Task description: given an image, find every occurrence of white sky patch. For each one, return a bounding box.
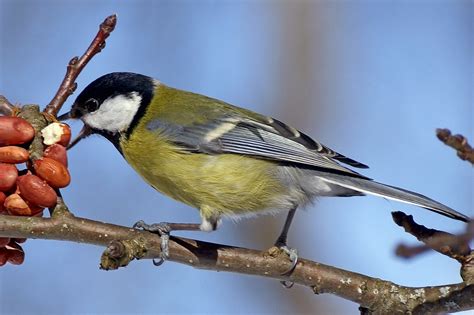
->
[82,92,142,133]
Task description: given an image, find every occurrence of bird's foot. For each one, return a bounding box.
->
[278,245,298,275]
[266,242,298,289]
[133,220,171,266]
[278,244,298,289]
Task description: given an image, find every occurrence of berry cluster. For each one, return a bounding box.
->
[0,115,71,266]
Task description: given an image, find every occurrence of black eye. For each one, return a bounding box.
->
[85,98,100,112]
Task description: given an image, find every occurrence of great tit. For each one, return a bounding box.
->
[58,72,468,266]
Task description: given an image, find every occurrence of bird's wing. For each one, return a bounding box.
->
[146,113,368,177]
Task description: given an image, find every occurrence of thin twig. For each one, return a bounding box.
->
[43,14,117,116]
[392,211,473,262]
[395,226,474,262]
[437,129,474,165]
[0,95,15,116]
[0,212,472,314]
[392,211,474,286]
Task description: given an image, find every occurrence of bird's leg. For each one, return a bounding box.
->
[133,210,221,266]
[133,221,202,266]
[274,207,298,288]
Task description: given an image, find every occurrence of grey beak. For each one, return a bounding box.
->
[57,111,72,121]
[67,125,92,150]
[57,110,91,150]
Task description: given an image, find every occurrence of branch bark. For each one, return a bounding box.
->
[0,211,472,314]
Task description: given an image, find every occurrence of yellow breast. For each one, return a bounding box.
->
[120,127,287,217]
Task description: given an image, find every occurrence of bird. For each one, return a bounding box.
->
[58,72,469,271]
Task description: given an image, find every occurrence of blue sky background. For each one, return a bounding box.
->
[1,1,472,314]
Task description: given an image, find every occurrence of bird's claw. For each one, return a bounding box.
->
[279,245,298,274]
[133,220,171,234]
[276,245,298,289]
[133,220,171,266]
[152,258,165,266]
[132,220,146,230]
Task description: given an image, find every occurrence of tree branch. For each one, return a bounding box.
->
[392,131,474,288]
[0,95,15,116]
[437,128,474,165]
[0,210,472,314]
[43,14,117,116]
[393,211,473,262]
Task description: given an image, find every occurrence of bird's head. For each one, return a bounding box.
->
[59,72,156,148]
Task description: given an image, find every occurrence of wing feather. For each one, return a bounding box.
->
[147,114,368,177]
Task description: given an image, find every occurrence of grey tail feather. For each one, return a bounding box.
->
[316,172,469,222]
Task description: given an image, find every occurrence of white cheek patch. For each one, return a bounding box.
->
[82,92,142,132]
